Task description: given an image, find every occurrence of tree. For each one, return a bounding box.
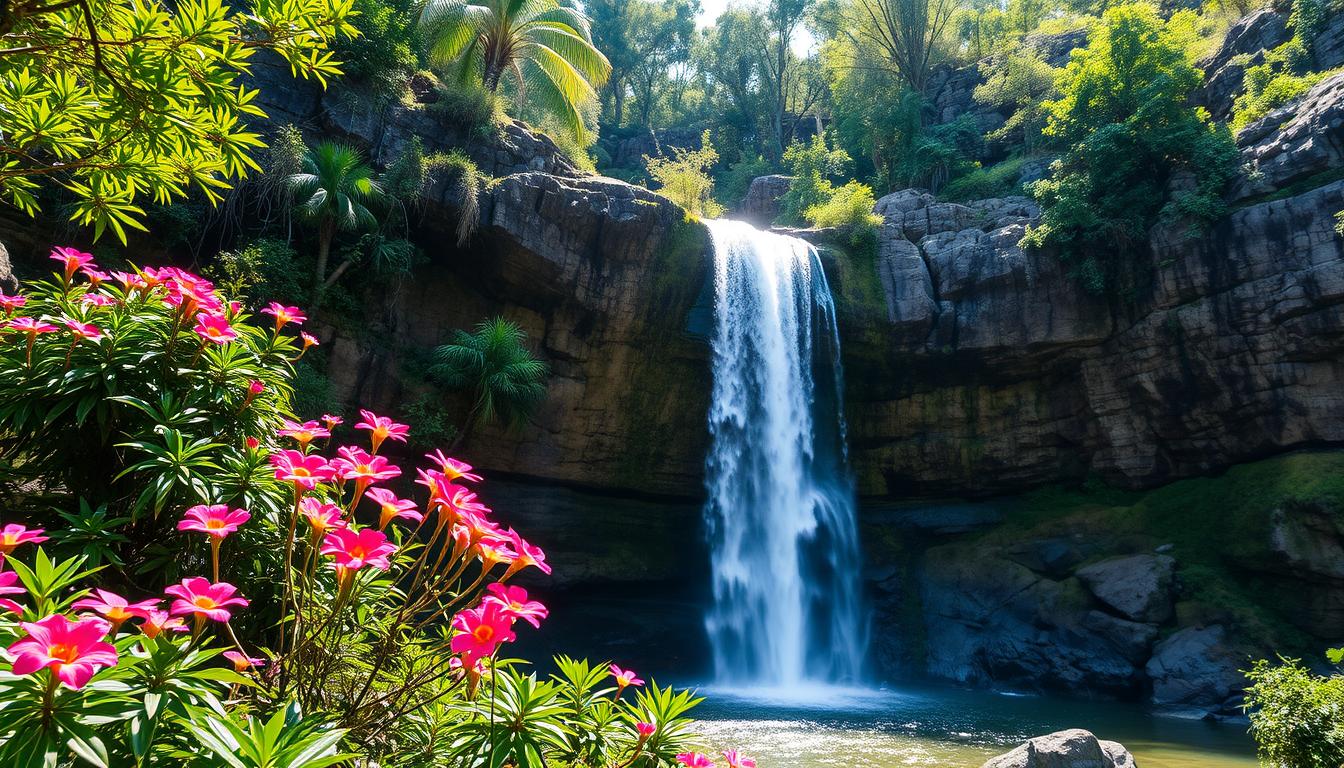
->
[588,0,698,127]
[1244,656,1344,768]
[418,0,611,142]
[283,142,388,298]
[759,0,814,158]
[0,0,355,242]
[430,317,549,449]
[1021,3,1238,295]
[821,0,962,94]
[973,45,1057,150]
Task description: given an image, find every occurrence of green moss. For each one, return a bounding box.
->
[1233,167,1344,210]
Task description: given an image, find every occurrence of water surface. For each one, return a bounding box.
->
[692,685,1256,768]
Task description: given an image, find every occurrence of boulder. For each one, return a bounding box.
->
[1232,72,1344,201]
[981,729,1137,768]
[0,241,16,293]
[1075,554,1175,624]
[1145,626,1249,718]
[738,175,794,226]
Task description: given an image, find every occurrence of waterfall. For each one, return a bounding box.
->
[702,218,868,688]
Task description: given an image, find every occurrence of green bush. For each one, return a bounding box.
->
[804,181,884,233]
[645,130,726,218]
[778,133,852,226]
[335,0,419,96]
[941,156,1031,202]
[1245,657,1344,768]
[716,154,777,210]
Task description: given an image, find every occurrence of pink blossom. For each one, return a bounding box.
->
[6,316,58,335]
[299,498,347,536]
[636,722,657,739]
[450,602,517,665]
[504,528,551,577]
[332,446,401,486]
[0,571,25,614]
[610,664,644,689]
[483,583,548,629]
[7,614,117,690]
[61,318,102,341]
[259,302,306,330]
[721,750,756,768]
[50,247,95,283]
[320,528,396,574]
[71,589,159,630]
[139,609,187,639]
[354,409,409,453]
[270,449,336,490]
[193,313,237,344]
[676,754,714,768]
[177,504,250,539]
[278,419,330,447]
[223,650,266,672]
[365,487,422,529]
[0,293,26,314]
[80,293,114,308]
[300,331,319,350]
[81,266,109,286]
[248,380,265,395]
[321,414,343,430]
[425,450,482,483]
[0,524,47,556]
[165,577,249,623]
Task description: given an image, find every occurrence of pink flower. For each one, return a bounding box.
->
[71,589,159,629]
[483,583,547,629]
[333,446,402,486]
[7,614,117,690]
[61,318,102,341]
[504,529,551,577]
[354,409,409,454]
[321,414,343,431]
[365,487,422,529]
[177,504,250,539]
[721,751,755,768]
[165,578,249,623]
[81,266,109,286]
[610,664,644,689]
[192,313,237,344]
[245,436,260,450]
[248,380,265,395]
[270,449,336,490]
[6,316,58,335]
[299,498,347,536]
[50,247,95,284]
[676,754,714,768]
[278,419,330,447]
[450,602,517,665]
[0,524,47,556]
[223,650,266,672]
[636,722,657,739]
[0,571,25,614]
[425,450,482,483]
[259,302,306,330]
[300,331,319,350]
[139,609,187,639]
[80,293,114,308]
[0,293,26,314]
[320,527,396,574]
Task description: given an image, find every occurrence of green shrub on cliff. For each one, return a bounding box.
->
[429,316,548,449]
[1245,656,1344,768]
[645,131,726,218]
[1021,3,1238,296]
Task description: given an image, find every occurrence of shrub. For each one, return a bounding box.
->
[941,156,1031,202]
[1245,656,1344,768]
[645,130,726,218]
[804,181,884,233]
[779,133,852,226]
[716,155,778,210]
[974,47,1058,152]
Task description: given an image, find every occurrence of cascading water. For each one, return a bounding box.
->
[702,218,868,689]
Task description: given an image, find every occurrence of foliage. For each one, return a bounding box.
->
[210,239,311,307]
[717,155,779,210]
[1021,3,1238,296]
[284,141,389,299]
[430,317,548,448]
[423,77,508,134]
[0,0,355,242]
[804,181,884,236]
[779,133,853,225]
[645,131,726,218]
[818,0,961,93]
[940,155,1031,201]
[398,394,460,450]
[418,0,611,143]
[1244,656,1344,768]
[0,251,298,538]
[336,0,421,96]
[1336,210,1344,237]
[589,0,699,128]
[1231,66,1328,131]
[974,46,1058,151]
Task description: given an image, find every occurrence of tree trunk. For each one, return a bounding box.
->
[313,220,335,306]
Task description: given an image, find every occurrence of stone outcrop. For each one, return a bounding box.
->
[982,730,1136,768]
[1232,71,1344,201]
[1076,555,1176,624]
[1197,8,1292,122]
[737,174,793,225]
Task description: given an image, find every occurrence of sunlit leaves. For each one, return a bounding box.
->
[0,0,356,242]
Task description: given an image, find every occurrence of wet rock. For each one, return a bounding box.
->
[738,175,794,226]
[1145,626,1249,718]
[981,729,1137,768]
[1076,555,1175,624]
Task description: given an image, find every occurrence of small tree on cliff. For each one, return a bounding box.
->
[430,317,548,449]
[284,141,388,302]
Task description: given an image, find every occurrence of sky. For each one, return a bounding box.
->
[695,0,819,54]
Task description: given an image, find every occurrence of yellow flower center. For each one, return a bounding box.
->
[48,642,79,663]
[192,596,217,610]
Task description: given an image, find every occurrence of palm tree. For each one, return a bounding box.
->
[430,317,548,449]
[283,142,387,297]
[418,0,611,142]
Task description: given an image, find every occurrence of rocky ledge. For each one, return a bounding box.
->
[983,730,1136,768]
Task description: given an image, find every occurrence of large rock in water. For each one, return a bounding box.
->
[982,730,1137,768]
[1075,555,1175,624]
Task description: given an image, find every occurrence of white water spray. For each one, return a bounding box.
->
[702,219,868,688]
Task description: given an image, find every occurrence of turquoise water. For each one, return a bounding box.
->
[691,685,1257,768]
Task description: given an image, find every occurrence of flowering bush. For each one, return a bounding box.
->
[0,248,747,767]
